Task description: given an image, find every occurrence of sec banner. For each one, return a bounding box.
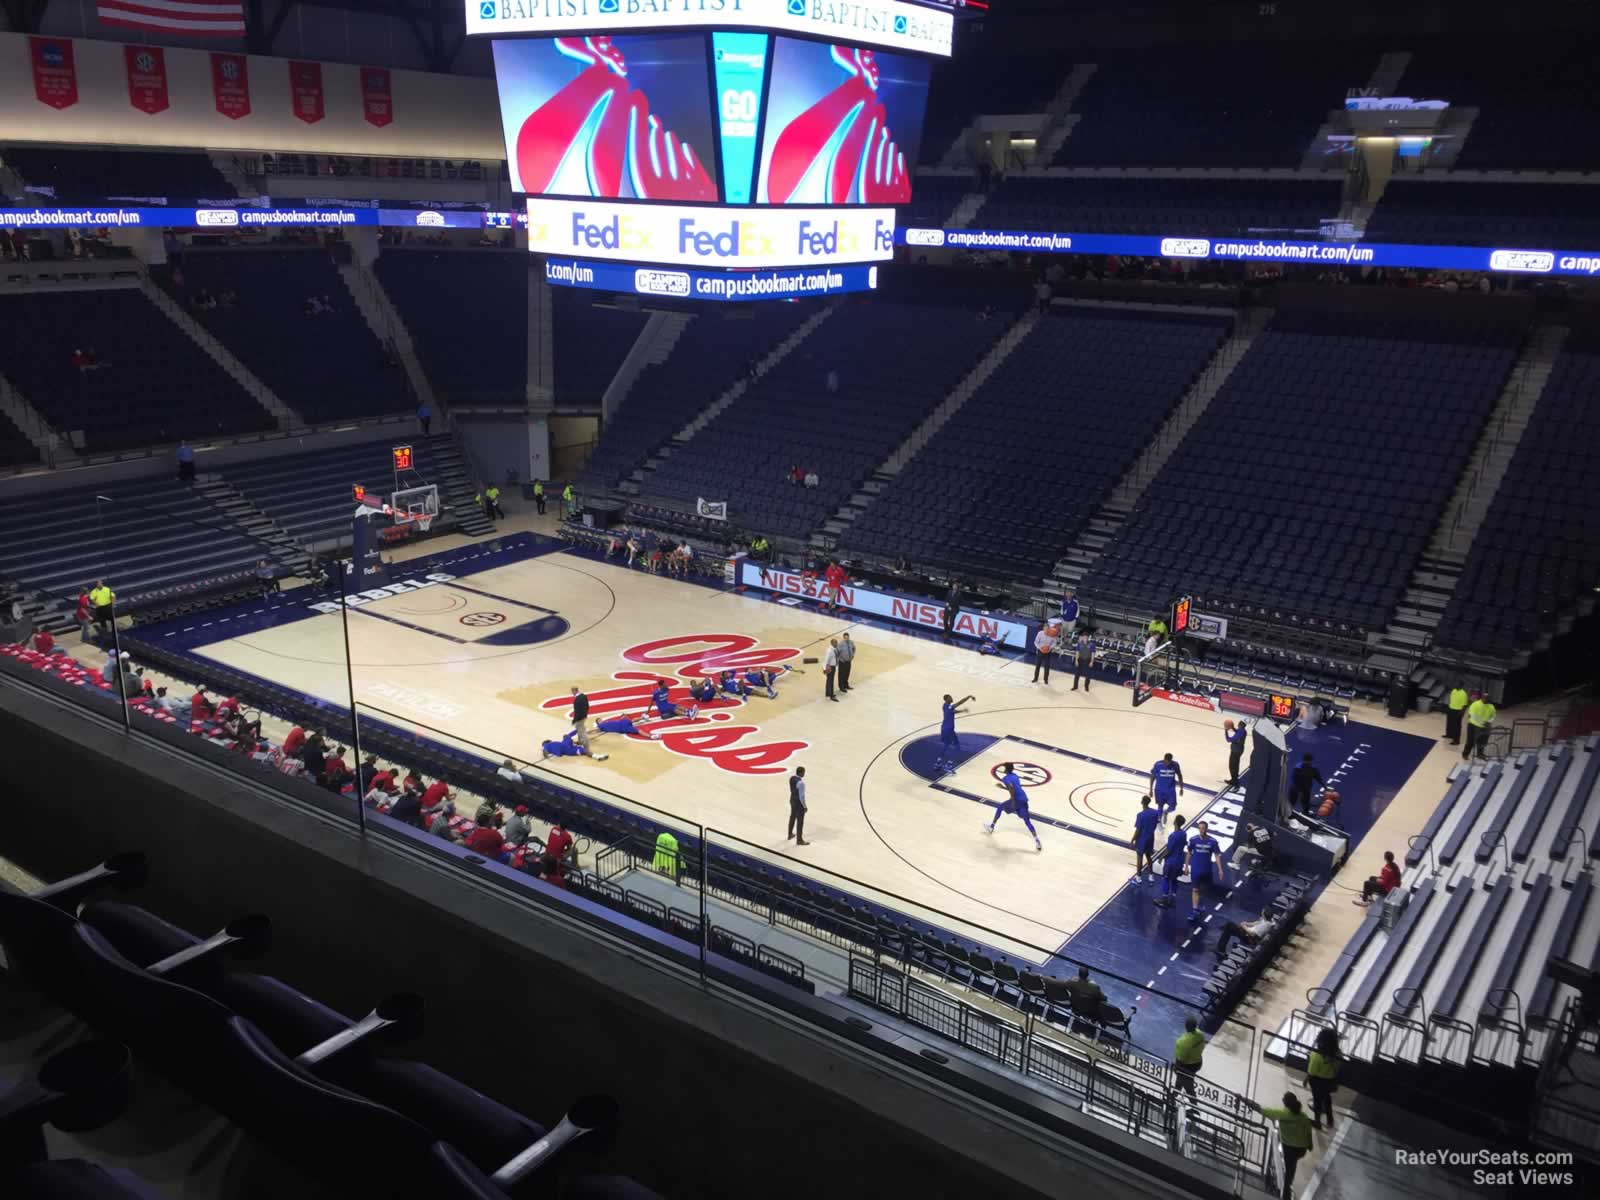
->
[211,52,250,120]
[361,66,393,128]
[125,46,169,116]
[527,198,894,270]
[30,37,78,111]
[289,60,325,125]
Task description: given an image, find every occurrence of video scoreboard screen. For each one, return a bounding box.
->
[479,0,946,277]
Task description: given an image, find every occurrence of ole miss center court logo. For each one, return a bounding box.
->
[540,634,809,776]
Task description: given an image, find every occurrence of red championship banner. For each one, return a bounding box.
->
[361,66,393,128]
[29,37,78,110]
[289,60,325,125]
[124,45,169,115]
[211,52,250,120]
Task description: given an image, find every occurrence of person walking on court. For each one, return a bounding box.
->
[1289,753,1322,812]
[1443,682,1469,744]
[941,596,959,643]
[823,638,840,702]
[562,482,575,517]
[570,685,590,742]
[1131,794,1160,880]
[1464,692,1496,760]
[1154,815,1187,907]
[837,632,855,693]
[1187,820,1225,909]
[787,766,809,845]
[1306,1027,1341,1130]
[1225,718,1247,787]
[1071,630,1096,691]
[935,693,975,776]
[983,763,1042,851]
[1247,1092,1314,1198]
[485,485,505,520]
[533,480,546,514]
[1150,752,1184,819]
[1173,1016,1205,1096]
[1032,620,1059,684]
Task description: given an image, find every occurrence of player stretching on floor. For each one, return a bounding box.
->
[594,713,659,739]
[541,728,609,762]
[743,665,792,698]
[934,693,975,776]
[651,679,700,721]
[689,677,717,704]
[1150,752,1184,822]
[984,762,1042,851]
[718,669,752,701]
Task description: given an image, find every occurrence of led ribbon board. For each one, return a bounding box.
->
[712,31,769,204]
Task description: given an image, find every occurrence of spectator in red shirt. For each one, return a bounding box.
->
[75,588,92,641]
[535,852,566,888]
[544,823,575,867]
[322,745,353,792]
[1356,851,1402,906]
[823,561,846,614]
[191,690,215,722]
[370,767,397,795]
[282,726,306,757]
[421,780,450,810]
[31,629,55,654]
[465,812,506,859]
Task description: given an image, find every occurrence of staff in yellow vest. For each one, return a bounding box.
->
[485,485,504,520]
[562,483,576,517]
[1444,683,1470,746]
[1464,693,1496,761]
[532,479,546,515]
[88,579,115,637]
[652,830,680,880]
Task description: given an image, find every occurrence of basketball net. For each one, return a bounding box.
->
[398,511,433,534]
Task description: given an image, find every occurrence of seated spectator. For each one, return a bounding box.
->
[300,733,327,781]
[31,628,56,654]
[420,778,450,811]
[803,470,818,488]
[1355,851,1401,907]
[1214,907,1276,958]
[358,754,380,794]
[1063,965,1107,1012]
[369,763,397,795]
[282,725,306,757]
[496,759,522,782]
[465,811,507,858]
[191,688,216,723]
[504,805,533,847]
[154,686,190,720]
[389,786,424,826]
[256,559,280,594]
[474,800,497,826]
[267,740,305,777]
[400,769,422,797]
[788,464,803,485]
[544,822,575,867]
[535,852,565,888]
[1233,822,1278,871]
[429,801,461,842]
[322,745,352,791]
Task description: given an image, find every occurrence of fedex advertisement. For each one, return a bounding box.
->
[527,196,894,267]
[739,562,1031,647]
[467,0,955,58]
[493,35,719,201]
[756,38,929,205]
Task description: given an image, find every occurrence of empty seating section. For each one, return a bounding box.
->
[167,249,403,423]
[0,478,264,603]
[1086,311,1523,629]
[1394,39,1599,170]
[552,291,649,406]
[644,298,1015,539]
[374,250,528,406]
[842,308,1229,577]
[1310,740,1600,1071]
[221,437,456,549]
[0,290,271,453]
[1366,181,1600,247]
[921,53,1064,166]
[0,407,37,469]
[1054,50,1372,167]
[2,145,234,201]
[978,177,1342,236]
[1436,325,1600,657]
[901,175,974,230]
[579,305,814,490]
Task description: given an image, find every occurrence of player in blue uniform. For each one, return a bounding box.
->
[983,762,1042,851]
[1186,821,1225,908]
[595,714,656,738]
[650,679,699,721]
[718,669,751,701]
[1154,814,1187,907]
[1131,794,1161,880]
[540,729,607,761]
[934,693,975,776]
[743,665,791,698]
[689,676,717,704]
[1150,752,1184,820]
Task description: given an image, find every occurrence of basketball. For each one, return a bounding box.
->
[1224,719,1234,730]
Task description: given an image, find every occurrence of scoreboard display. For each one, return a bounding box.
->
[477,0,948,275]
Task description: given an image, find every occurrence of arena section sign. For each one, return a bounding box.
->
[739,562,1031,647]
[900,226,1600,278]
[527,197,894,268]
[543,256,878,299]
[466,0,954,57]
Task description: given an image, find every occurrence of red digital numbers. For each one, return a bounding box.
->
[392,445,413,472]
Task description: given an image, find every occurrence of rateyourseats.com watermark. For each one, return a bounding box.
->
[1395,1148,1577,1187]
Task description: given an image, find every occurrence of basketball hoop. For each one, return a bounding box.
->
[399,511,433,534]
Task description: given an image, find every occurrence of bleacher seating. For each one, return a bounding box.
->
[643,296,1019,540]
[920,53,1066,166]
[219,436,460,550]
[1085,310,1525,629]
[374,250,527,407]
[1365,181,1600,247]
[552,291,649,407]
[0,477,267,610]
[1053,48,1375,167]
[2,146,235,201]
[977,177,1343,237]
[0,289,273,453]
[841,307,1230,578]
[579,305,815,491]
[165,249,405,424]
[901,174,976,231]
[1393,38,1600,171]
[1435,324,1600,658]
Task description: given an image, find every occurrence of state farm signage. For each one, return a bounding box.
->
[739,564,1030,648]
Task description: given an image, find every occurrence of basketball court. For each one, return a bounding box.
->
[146,532,1281,968]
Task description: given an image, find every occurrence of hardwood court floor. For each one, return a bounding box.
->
[187,546,1252,964]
